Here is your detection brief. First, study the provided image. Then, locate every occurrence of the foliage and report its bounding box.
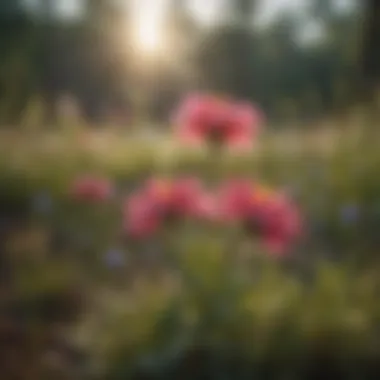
[0,0,367,126]
[0,126,380,379]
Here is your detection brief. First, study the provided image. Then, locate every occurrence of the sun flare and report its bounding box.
[130,0,168,55]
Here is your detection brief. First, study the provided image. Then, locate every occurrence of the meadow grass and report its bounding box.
[1,125,379,379]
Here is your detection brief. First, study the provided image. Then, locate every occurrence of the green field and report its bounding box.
[1,126,380,379]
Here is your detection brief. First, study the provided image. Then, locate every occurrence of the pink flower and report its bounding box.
[217,180,301,255]
[124,178,212,238]
[217,179,257,221]
[70,175,113,202]
[194,192,218,220]
[123,192,161,238]
[173,94,262,149]
[256,194,302,256]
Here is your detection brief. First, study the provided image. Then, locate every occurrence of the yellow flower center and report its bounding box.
[153,180,172,199]
[252,186,273,203]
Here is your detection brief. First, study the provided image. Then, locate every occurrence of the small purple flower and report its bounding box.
[340,203,359,226]
[104,248,126,269]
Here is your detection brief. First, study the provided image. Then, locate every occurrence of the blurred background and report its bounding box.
[0,0,378,128]
[1,1,380,380]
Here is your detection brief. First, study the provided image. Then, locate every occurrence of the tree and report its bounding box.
[0,0,24,14]
[361,0,380,95]
[0,0,38,124]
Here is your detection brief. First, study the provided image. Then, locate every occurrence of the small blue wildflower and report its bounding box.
[340,203,359,226]
[104,248,126,269]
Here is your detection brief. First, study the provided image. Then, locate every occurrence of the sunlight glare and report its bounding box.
[131,0,168,55]
[186,0,222,26]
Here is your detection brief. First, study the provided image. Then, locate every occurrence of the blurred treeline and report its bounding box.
[0,0,377,127]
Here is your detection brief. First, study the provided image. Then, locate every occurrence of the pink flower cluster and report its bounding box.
[123,178,213,238]
[69,94,302,256]
[217,180,302,255]
[123,178,301,255]
[173,94,263,150]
